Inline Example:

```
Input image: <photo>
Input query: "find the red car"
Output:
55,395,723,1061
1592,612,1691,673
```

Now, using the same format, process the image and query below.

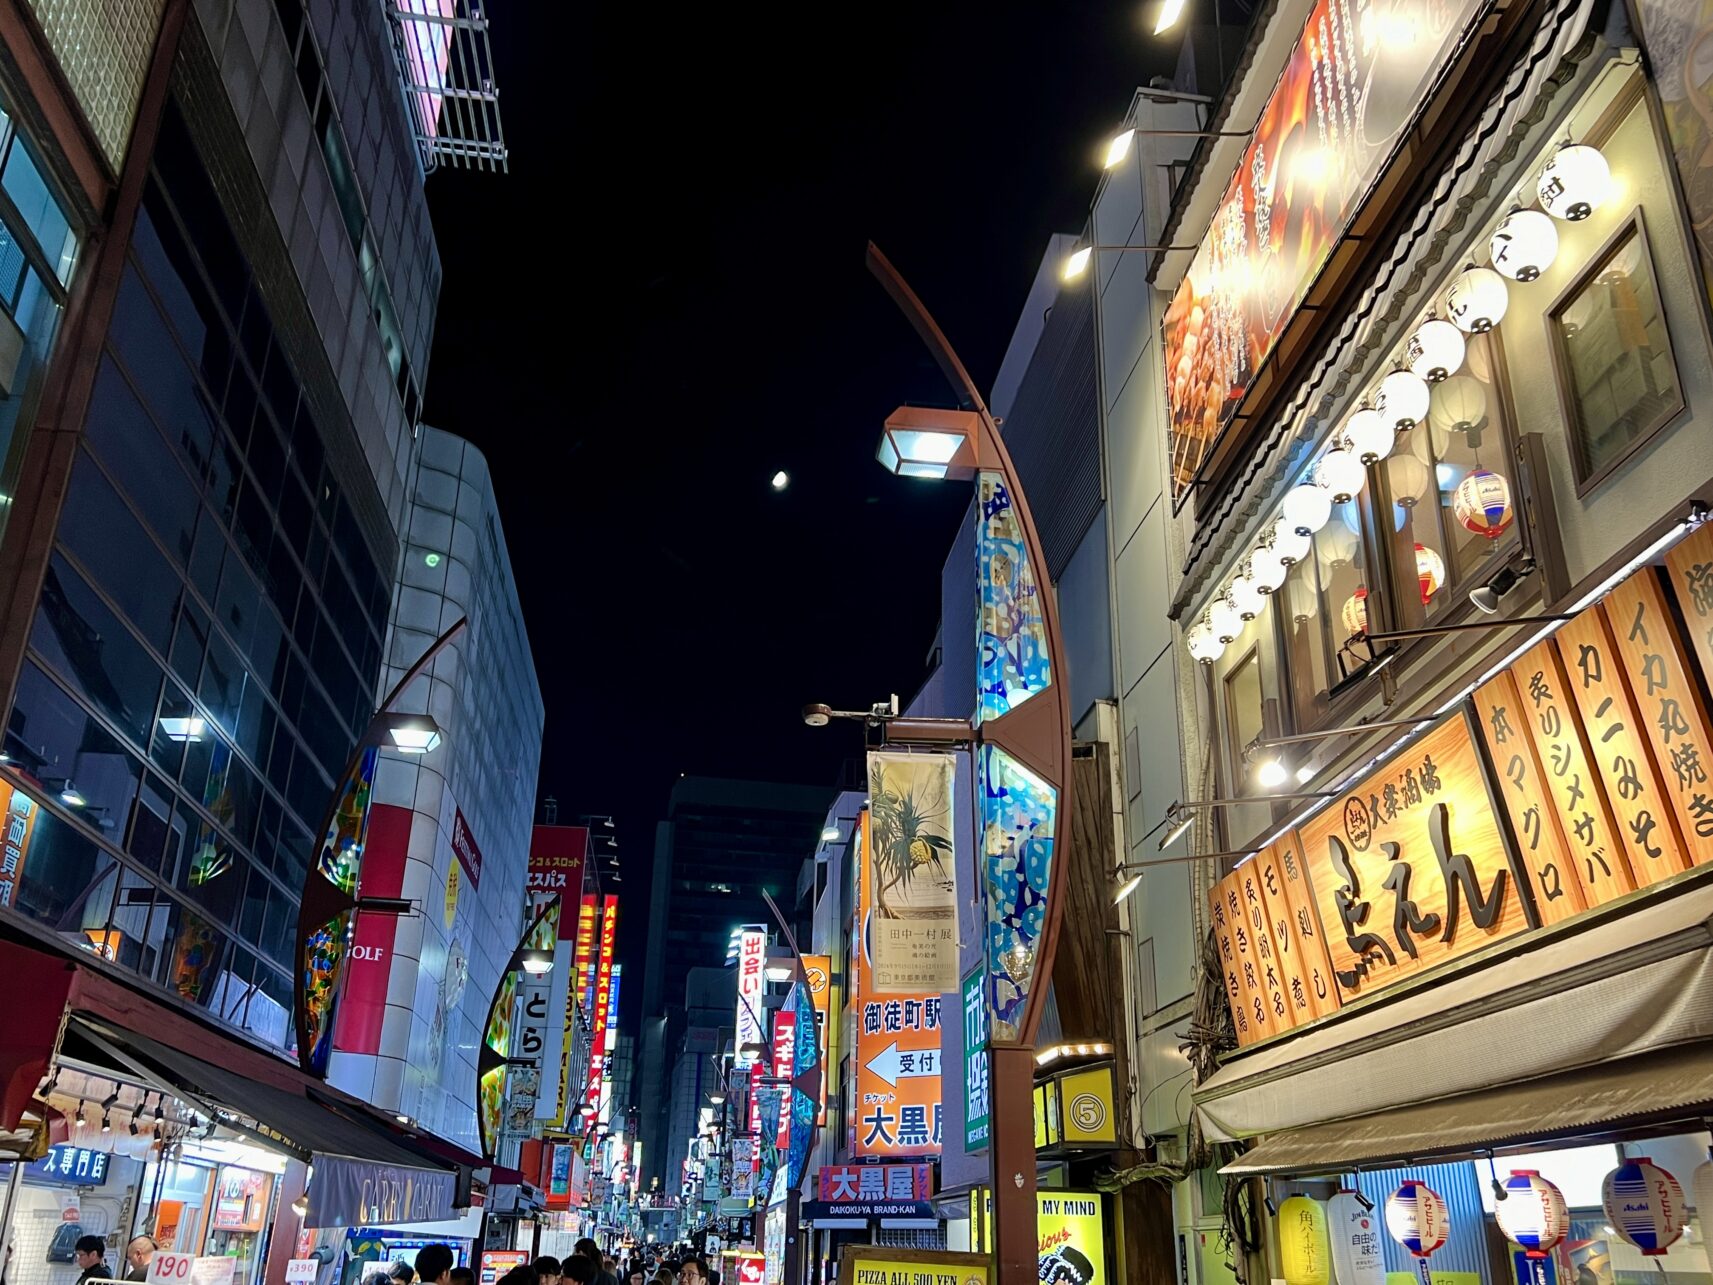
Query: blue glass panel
980,744,1058,1041
976,472,1052,723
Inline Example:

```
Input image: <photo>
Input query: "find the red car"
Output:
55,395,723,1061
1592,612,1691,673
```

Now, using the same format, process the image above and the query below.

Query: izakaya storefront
1163,0,1713,1270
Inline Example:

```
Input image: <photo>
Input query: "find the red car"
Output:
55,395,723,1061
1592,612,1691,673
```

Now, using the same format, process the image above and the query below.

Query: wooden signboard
1513,640,1637,905
1553,606,1692,884
1277,834,1340,1017
1253,844,1321,1025
1474,670,1588,924
1604,570,1713,865
1299,713,1533,1004
1665,520,1713,698
1238,859,1294,1033
1207,872,1256,1045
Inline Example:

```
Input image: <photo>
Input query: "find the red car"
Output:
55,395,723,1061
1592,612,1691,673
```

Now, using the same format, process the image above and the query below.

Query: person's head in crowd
496,1267,538,1285
676,1261,705,1285
563,1259,597,1285
74,1236,108,1275
533,1258,562,1285
414,1245,455,1285
390,1262,416,1285
450,1269,475,1285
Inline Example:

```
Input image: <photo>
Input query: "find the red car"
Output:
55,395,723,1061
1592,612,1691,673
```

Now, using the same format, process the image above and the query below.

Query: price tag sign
286,1261,319,1285
149,1254,195,1285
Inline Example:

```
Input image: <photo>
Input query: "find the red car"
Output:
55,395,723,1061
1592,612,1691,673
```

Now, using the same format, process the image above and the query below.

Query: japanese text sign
735,928,767,1067
961,969,989,1151
817,1163,933,1203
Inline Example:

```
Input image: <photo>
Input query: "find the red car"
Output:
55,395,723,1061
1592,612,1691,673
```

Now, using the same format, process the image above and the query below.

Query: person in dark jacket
124,1236,156,1282
74,1236,110,1285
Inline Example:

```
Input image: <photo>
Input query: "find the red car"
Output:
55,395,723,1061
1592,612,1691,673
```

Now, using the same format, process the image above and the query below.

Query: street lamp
865,244,1073,1285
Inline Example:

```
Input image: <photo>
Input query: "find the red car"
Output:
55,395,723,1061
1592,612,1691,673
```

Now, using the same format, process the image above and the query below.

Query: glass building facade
2,100,392,1053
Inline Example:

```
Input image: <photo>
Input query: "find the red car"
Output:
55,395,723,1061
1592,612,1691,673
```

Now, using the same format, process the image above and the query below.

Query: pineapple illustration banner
867,751,960,995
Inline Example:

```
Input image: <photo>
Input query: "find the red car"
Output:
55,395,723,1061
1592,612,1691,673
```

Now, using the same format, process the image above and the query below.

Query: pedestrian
563,1262,595,1285
390,1263,416,1285
74,1235,111,1285
363,1270,394,1285
573,1241,616,1285
124,1236,156,1283
675,1261,705,1285
451,1269,475,1285
496,1267,537,1285
533,1257,561,1285
414,1246,455,1285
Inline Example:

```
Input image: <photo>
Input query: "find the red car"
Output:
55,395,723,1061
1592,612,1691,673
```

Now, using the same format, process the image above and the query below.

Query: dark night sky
420,5,1175,1004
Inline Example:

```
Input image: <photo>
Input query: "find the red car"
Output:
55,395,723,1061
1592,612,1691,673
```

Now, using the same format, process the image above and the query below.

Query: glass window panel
150,892,230,1007
8,800,119,936
7,661,145,829
152,104,248,324
240,862,267,946
110,270,215,463
107,867,160,973
289,402,322,491
167,599,210,693
1,134,75,283
221,368,257,452
214,555,261,656
84,360,200,565
1282,556,1333,727
206,430,243,526
176,810,241,924
285,747,328,830
232,677,273,770
261,879,294,968
31,555,163,746
60,453,181,652
187,506,226,606
1316,500,1370,685
277,818,311,888
1423,333,1519,589
1553,218,1684,484
197,628,243,734
127,770,176,875
232,479,272,573
131,192,210,358
1224,646,1265,790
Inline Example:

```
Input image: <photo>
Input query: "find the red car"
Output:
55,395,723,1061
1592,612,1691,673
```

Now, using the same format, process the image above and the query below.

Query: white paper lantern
1187,615,1226,664
1230,562,1265,619
1446,266,1510,333
1538,143,1610,222
1345,406,1394,463
1283,482,1334,536
1208,589,1242,643
1494,1171,1568,1259
1287,574,1319,623
1406,318,1466,383
1328,1191,1387,1285
1385,1181,1450,1258
1490,209,1558,282
1429,375,1489,436
1341,587,1369,637
1452,468,1513,538
1377,369,1431,430
1602,1157,1687,1256
1318,522,1360,570
1386,454,1432,510
1252,547,1288,594
1416,543,1445,603
1271,515,1313,566
1318,447,1367,502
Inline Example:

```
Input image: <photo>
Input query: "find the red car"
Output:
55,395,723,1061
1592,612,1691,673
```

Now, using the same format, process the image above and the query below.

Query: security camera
1469,557,1536,614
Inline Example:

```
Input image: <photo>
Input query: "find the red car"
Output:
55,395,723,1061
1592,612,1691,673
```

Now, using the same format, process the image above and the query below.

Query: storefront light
1187,616,1226,664
1538,143,1609,221
1490,208,1558,282
1104,128,1135,168
1317,446,1366,503
1344,405,1394,463
1250,541,1288,595
1406,317,1466,383
1376,369,1430,431
1282,482,1334,536
1445,265,1509,333
1229,562,1265,620
1429,374,1488,435
1271,515,1312,566
1208,590,1243,644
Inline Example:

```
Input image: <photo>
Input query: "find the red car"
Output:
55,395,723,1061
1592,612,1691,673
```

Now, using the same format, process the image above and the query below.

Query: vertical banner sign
601,963,622,1124
961,969,990,1151
735,928,767,1067
1238,860,1291,1032
527,825,587,1125
802,954,832,1123
770,1008,796,1150
1037,1192,1106,1285
865,751,959,993
1252,845,1319,1025
0,781,38,908
1279,836,1338,1016
584,896,618,1119
854,809,944,1158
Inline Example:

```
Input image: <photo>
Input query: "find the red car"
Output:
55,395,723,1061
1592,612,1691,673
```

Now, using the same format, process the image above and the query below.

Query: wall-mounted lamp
1156,795,1335,850
1243,714,1440,786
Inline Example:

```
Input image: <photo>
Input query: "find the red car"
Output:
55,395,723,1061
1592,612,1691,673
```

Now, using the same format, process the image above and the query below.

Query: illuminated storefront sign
1161,0,1492,501
526,825,586,1125
583,896,619,1118
735,928,766,1066
865,751,958,993
803,953,832,1123
1210,545,1713,1045
0,781,37,908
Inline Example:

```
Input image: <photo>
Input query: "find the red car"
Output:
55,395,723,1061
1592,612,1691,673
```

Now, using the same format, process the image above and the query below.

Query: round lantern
1377,369,1431,431
1490,209,1559,282
1407,318,1467,383
1187,615,1225,664
1386,454,1432,510
1318,446,1367,502
1446,266,1510,333
1415,543,1445,603
1328,1191,1386,1285
1251,534,1289,594
1452,468,1514,539
1229,561,1265,620
1341,587,1369,637
1385,1181,1450,1258
1278,1196,1331,1285
1208,588,1243,643
1287,574,1319,623
1538,143,1610,222
1272,515,1313,567
1494,1171,1568,1259
1602,1158,1686,1256
1429,374,1489,436
1283,482,1334,536
1345,406,1394,464
1319,521,1360,571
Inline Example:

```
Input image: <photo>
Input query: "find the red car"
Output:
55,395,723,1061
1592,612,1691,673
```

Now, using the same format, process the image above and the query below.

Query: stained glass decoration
755,1085,783,1208
980,744,1058,1040
301,909,354,1068
298,746,380,1075
977,473,1052,724
785,982,819,1190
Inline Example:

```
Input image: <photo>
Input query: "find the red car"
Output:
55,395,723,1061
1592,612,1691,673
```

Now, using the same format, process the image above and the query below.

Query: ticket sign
1299,712,1532,1002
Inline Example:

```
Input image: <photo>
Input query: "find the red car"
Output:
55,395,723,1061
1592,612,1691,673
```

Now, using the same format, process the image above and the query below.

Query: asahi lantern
1602,1158,1686,1256
1278,1196,1331,1285
1385,1181,1450,1258
1328,1190,1386,1285
1494,1171,1568,1258
1453,469,1513,539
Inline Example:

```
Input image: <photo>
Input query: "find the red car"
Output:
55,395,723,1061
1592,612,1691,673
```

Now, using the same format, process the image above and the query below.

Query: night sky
421,6,1175,1004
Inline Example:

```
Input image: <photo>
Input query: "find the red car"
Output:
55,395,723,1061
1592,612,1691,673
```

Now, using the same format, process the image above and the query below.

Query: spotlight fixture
291,1192,310,1218
101,1111,112,1133
1469,557,1537,614
75,1098,86,1125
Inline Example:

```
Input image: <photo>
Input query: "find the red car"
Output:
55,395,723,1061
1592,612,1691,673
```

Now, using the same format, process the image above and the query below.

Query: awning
1222,1039,1713,1177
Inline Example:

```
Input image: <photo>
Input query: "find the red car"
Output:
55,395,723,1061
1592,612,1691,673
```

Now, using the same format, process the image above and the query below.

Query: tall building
326,426,544,1153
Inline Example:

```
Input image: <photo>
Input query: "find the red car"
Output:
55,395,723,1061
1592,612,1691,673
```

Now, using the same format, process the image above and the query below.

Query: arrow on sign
864,1042,940,1086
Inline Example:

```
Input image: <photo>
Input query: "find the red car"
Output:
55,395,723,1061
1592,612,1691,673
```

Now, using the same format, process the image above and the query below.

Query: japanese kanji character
1490,705,1515,745
897,1105,931,1150
1576,643,1603,688
862,1106,896,1148
1671,743,1706,791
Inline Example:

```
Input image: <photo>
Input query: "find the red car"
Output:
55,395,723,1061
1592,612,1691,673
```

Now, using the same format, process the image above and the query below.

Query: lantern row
1185,143,1611,665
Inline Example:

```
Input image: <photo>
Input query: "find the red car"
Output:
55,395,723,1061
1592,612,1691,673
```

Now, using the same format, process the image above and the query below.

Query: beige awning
1221,1040,1713,1177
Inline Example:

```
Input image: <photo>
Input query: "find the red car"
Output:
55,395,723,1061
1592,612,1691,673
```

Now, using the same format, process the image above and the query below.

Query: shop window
32,555,165,748
1380,333,1523,628
5,799,120,936
1549,210,1685,492
6,660,146,829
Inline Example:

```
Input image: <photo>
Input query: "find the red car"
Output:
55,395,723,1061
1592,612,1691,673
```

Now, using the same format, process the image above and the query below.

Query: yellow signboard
1057,1068,1117,1147
1038,1192,1105,1285
838,1247,989,1285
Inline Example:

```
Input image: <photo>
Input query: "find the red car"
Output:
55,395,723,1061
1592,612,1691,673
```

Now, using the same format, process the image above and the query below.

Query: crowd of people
364,1238,719,1285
